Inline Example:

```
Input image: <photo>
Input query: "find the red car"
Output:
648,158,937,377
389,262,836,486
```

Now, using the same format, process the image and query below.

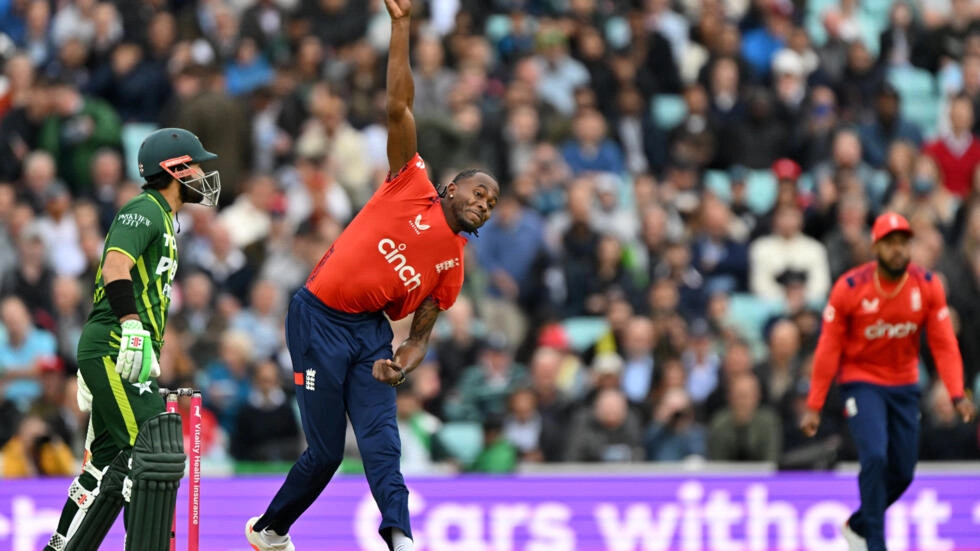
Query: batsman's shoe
841,521,868,551
246,516,295,551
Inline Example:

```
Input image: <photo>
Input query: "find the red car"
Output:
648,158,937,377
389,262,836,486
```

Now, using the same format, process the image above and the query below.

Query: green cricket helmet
138,128,221,207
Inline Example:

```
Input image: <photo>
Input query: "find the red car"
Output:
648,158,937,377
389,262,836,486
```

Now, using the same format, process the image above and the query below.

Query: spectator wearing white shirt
749,204,830,304
283,131,352,226
503,387,544,463
412,33,456,119
534,29,589,116
230,279,284,362
684,319,720,405
35,184,84,277
620,316,656,403
219,174,278,249
645,0,689,67
21,151,59,214
50,0,97,48
295,85,371,206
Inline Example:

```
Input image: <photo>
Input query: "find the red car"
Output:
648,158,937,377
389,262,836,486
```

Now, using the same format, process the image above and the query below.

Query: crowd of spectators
2,0,980,476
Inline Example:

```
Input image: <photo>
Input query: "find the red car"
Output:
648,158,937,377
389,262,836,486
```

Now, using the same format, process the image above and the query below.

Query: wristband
105,279,138,320
392,368,407,387
952,395,966,406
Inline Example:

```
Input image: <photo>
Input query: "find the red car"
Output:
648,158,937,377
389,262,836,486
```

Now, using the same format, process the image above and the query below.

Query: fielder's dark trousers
255,288,411,548
841,382,920,551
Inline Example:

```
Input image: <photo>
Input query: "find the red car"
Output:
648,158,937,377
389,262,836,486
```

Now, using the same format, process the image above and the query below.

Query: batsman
44,128,221,551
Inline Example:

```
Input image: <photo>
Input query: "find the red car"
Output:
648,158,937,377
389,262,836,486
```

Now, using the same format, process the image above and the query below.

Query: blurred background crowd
1,0,980,477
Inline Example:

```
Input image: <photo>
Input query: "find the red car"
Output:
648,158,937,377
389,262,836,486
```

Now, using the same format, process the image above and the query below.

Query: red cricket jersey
305,153,467,320
806,262,965,411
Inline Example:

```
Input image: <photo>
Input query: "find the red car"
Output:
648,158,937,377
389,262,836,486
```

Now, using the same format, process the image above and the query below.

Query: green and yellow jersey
77,189,177,361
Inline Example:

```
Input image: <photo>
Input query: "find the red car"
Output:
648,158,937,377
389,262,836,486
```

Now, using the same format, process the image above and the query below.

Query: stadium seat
888,66,934,96
484,14,512,43
651,94,687,130
703,170,732,203
561,317,609,352
887,66,940,138
803,0,838,47
434,422,484,466
746,170,778,214
122,123,158,182
604,16,631,50
724,293,784,347
862,0,894,24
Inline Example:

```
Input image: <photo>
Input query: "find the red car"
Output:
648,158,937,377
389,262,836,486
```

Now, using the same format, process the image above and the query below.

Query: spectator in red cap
772,157,802,181
28,355,79,449
751,158,805,239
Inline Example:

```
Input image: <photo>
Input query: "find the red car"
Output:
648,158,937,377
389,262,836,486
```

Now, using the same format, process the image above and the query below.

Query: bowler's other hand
800,409,821,437
372,359,405,386
956,397,976,423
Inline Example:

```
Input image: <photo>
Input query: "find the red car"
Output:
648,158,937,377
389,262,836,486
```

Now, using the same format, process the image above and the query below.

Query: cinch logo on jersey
864,320,918,340
378,238,422,291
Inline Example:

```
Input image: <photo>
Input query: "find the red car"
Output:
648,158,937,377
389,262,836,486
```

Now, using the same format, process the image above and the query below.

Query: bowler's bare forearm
386,16,417,171
392,296,439,373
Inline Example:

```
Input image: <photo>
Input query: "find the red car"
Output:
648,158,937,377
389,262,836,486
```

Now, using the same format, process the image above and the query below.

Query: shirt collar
146,189,173,213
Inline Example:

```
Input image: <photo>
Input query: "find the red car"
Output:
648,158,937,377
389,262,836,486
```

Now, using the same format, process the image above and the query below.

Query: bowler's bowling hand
384,0,411,19
800,409,821,438
372,359,406,387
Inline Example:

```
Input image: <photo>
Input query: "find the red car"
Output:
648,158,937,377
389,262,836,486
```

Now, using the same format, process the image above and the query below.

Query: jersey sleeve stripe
102,356,140,445
155,277,166,323
135,257,161,340
105,247,137,264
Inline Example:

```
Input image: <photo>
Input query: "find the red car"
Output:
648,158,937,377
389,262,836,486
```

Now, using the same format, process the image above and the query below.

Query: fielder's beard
877,257,909,280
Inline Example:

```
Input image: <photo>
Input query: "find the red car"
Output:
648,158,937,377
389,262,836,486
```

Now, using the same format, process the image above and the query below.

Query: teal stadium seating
122,123,158,182
435,422,484,466
560,317,609,352
651,94,687,130
703,170,733,203
745,170,778,214
887,66,940,139
724,293,784,350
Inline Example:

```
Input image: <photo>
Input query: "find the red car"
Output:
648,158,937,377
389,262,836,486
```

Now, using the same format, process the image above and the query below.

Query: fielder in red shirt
801,212,975,551
246,1,499,549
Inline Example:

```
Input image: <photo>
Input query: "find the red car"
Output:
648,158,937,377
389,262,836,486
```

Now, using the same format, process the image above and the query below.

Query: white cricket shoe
841,521,868,551
246,516,295,551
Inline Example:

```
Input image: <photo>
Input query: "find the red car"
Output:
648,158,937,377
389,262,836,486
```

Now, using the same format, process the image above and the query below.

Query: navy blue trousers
255,288,411,547
841,382,920,551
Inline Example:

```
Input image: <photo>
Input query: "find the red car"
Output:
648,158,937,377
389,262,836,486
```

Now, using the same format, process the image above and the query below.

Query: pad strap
83,459,103,481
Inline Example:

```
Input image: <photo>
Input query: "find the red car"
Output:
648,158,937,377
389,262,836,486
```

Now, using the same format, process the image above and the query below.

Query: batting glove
115,320,150,383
